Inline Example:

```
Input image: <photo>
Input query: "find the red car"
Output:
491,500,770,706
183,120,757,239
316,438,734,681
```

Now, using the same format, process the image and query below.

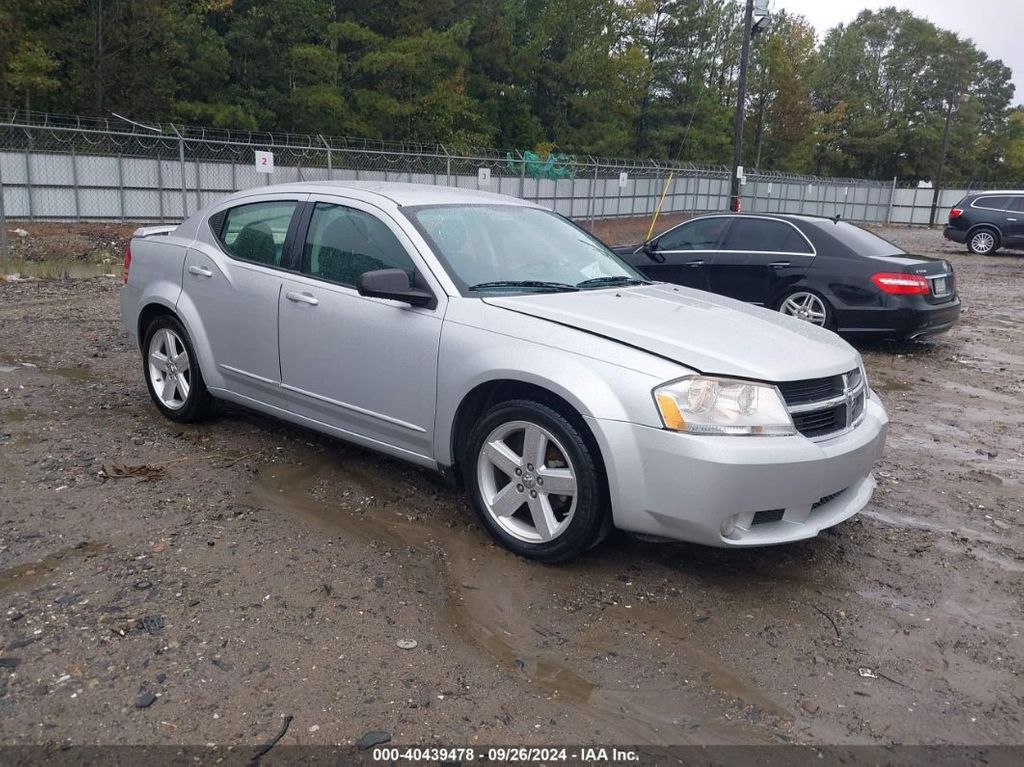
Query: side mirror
357,269,435,308
642,241,665,263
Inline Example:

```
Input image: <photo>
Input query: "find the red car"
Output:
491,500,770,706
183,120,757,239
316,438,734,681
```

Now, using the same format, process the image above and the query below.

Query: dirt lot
0,220,1021,749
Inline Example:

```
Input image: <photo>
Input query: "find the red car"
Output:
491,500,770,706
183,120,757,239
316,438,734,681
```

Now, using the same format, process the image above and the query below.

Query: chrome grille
778,368,866,441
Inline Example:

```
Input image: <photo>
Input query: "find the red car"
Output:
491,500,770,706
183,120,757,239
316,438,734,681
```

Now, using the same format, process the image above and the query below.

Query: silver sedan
121,182,887,561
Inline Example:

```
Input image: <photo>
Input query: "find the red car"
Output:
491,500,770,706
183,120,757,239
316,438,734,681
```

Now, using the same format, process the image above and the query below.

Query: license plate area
931,276,950,297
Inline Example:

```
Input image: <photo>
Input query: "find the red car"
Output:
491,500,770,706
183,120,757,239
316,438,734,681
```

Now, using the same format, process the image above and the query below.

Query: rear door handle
1008,217,1018,221
188,265,213,278
768,261,791,268
686,260,705,267
286,291,319,306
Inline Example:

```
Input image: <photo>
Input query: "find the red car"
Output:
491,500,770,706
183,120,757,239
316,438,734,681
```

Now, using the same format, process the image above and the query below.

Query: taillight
123,244,132,284
949,208,963,219
871,272,929,295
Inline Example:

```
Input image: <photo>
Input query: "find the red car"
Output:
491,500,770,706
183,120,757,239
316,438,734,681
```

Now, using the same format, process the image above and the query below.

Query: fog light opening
720,516,738,539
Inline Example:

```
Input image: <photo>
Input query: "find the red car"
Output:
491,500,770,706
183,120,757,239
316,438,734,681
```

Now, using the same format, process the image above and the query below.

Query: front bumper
586,392,888,547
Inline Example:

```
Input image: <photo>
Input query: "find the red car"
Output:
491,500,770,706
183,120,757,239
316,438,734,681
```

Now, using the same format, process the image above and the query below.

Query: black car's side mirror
357,269,435,308
642,241,665,263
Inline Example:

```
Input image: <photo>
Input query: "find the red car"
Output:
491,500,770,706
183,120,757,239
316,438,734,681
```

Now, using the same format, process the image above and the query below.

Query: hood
483,284,858,382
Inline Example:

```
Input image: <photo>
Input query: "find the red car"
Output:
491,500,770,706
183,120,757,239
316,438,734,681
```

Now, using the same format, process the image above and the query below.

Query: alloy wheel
476,420,578,543
970,231,995,254
779,291,828,326
147,328,192,409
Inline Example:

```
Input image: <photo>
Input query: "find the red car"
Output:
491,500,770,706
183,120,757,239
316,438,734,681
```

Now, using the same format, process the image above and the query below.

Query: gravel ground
0,221,1021,748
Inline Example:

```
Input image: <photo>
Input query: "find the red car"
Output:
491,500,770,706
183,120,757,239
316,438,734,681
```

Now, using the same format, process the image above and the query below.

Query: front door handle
768,261,791,268
188,265,213,278
286,291,319,306
686,260,705,267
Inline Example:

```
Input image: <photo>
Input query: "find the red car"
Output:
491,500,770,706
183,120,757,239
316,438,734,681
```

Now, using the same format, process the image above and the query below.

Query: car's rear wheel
142,315,214,423
464,399,609,562
777,290,833,329
967,227,999,255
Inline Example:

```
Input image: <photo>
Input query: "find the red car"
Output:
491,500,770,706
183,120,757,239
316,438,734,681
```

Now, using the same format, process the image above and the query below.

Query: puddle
52,366,95,382
249,456,783,744
0,542,106,595
3,258,116,280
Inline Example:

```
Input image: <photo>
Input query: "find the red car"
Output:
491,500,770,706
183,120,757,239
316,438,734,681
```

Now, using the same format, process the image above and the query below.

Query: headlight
654,376,796,436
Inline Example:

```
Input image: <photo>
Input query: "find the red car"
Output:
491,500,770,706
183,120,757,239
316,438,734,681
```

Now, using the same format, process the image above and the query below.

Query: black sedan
612,213,960,341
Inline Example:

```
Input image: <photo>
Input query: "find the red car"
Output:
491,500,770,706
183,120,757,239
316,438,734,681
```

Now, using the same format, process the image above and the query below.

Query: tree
5,40,59,112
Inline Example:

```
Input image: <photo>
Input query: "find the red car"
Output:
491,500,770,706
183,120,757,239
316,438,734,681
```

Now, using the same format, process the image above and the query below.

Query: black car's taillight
871,272,929,295
948,208,963,220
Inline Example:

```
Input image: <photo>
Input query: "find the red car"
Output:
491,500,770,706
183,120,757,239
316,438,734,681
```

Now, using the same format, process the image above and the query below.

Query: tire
141,315,215,423
463,399,610,562
967,227,1000,255
776,289,835,331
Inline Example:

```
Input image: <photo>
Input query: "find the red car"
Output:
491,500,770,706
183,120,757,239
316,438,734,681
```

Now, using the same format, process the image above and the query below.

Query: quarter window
301,203,416,287
721,218,812,253
656,217,729,250
217,201,297,267
975,196,1012,211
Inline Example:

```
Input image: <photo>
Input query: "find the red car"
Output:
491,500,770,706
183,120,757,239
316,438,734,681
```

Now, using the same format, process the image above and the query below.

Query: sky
775,0,1022,106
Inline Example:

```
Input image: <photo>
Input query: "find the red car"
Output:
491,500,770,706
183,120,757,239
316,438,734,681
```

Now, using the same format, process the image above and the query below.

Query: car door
633,216,730,290
181,195,305,410
708,217,815,304
1005,197,1024,244
277,198,444,460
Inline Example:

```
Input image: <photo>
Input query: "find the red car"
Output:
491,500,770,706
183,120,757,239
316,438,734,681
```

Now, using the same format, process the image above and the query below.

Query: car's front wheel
464,399,610,562
967,227,1000,255
142,315,215,423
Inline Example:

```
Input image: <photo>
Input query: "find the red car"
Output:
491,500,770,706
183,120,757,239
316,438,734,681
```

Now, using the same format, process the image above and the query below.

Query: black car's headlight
654,376,796,436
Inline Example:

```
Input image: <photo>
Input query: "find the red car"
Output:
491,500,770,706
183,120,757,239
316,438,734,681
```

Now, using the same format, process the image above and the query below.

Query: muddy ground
0,220,1022,749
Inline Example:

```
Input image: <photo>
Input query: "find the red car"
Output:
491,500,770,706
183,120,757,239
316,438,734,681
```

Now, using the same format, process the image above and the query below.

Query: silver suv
121,182,888,561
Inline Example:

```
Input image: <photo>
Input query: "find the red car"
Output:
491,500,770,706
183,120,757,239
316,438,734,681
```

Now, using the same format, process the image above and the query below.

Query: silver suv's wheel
778,290,831,327
464,399,610,562
142,315,215,423
968,229,998,255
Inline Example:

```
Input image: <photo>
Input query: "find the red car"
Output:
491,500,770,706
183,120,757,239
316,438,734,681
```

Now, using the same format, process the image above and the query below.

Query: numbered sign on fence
255,151,275,173
477,167,491,187
618,171,629,188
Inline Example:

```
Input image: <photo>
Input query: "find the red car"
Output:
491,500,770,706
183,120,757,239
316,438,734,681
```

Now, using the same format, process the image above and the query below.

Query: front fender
433,320,667,466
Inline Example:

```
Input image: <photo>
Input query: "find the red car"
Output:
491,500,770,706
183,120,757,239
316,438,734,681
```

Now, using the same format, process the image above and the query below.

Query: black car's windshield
404,204,647,294
824,220,906,257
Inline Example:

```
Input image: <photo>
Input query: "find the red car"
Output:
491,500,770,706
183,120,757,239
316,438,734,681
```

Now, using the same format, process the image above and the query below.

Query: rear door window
1008,197,1024,212
656,217,729,251
217,201,298,267
721,218,812,253
300,202,416,287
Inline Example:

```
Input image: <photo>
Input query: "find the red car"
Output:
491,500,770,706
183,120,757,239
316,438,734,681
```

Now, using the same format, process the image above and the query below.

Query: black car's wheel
967,227,1000,255
464,399,610,562
142,315,215,423
776,289,835,330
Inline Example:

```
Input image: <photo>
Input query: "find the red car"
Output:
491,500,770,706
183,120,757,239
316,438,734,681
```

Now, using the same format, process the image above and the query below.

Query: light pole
729,0,768,212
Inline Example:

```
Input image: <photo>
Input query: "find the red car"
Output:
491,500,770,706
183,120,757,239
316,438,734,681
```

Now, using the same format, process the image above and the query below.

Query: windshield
404,204,646,294
824,220,906,257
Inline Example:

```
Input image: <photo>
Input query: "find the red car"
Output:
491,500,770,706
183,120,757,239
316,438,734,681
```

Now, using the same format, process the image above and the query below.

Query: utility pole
929,78,962,227
729,0,758,212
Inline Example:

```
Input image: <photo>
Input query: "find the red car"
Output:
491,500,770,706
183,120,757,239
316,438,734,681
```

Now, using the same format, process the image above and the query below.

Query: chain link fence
1,109,1020,268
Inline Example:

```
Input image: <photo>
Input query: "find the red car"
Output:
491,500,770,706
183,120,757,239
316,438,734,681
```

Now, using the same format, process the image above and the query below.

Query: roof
232,180,537,208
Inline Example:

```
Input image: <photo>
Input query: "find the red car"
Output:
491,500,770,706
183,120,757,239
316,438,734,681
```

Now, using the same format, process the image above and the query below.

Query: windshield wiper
575,275,651,289
468,280,579,293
